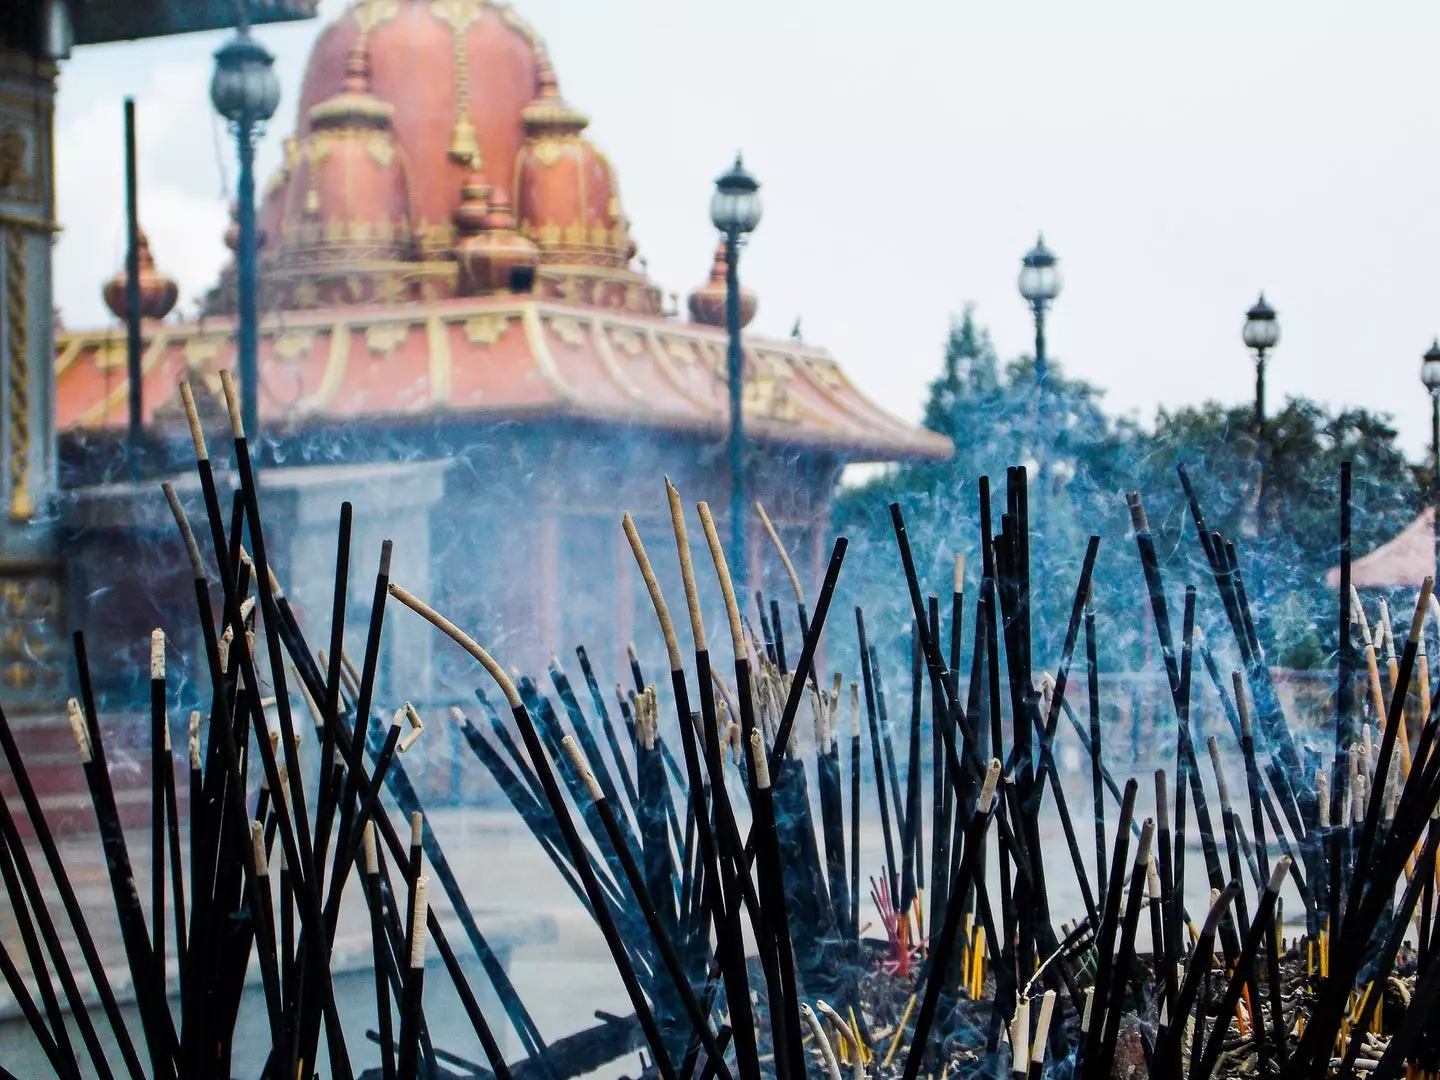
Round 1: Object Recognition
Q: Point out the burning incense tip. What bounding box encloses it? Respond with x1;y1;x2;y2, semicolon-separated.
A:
188;730;200;770
178;380;209;461
251;821;268;876
979;758;1001;811
1126;491;1150;533
219;369;244;438
410;811;423;850
1268;857;1291;893
1030;990;1056;1065
409;878;430;968
665;480;707;653
267;565;284;600
1079;986;1095;1033
749;729;771;790
1409;577;1434;643
622;513;683;672
149;628;165;680
800;1003;842;1080
1232;669;1252;737
388;581;521;708
364;821;378;876
1009;998;1030;1074
1146;852;1160;898
400;702;425;753
697;501;745;659
953;552;965;593
66;697;92;762
161;482;206;579
1206;737;1229;803
561;735;605;801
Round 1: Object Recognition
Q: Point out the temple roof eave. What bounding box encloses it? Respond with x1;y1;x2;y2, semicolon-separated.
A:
55;297;952;465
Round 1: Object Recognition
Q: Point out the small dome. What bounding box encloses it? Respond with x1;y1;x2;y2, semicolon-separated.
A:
688;242;755;328
275;40;416;294
103;231;178;322
453;172;539;296
514;59;632;271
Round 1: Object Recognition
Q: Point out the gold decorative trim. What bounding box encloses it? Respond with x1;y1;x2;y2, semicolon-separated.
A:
427;314;453;405
53;333;84;377
5;232;30;519
546;314;586;348
353;0;400;32
275;328;318;363
299;321;350;412
183;336;223;371
643;326;709;411
364;321;410;357
74;331;169;430
591;319;644;403
462;313;510;346
523;306;574;402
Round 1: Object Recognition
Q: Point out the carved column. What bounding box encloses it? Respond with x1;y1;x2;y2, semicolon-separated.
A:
0;49;63;706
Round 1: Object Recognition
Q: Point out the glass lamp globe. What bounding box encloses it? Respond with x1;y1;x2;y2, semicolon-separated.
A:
1018;235;1062;306
1242;294;1280;352
710;154;762;235
1422;340;1440;392
210;26;281;126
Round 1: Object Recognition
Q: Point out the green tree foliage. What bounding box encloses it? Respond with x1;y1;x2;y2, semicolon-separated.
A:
834;307;1421;671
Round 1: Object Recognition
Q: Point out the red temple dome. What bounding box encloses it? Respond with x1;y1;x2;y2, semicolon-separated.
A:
272;39;416;305
513;58;632;271
102;231;178;322
688;242;756;328
290;0;545;261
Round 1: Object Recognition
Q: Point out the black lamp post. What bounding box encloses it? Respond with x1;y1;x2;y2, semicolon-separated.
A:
1241;293;1280;532
1421;340;1440;584
211;15;280;445
710;154;762;590
1018;234;1062;487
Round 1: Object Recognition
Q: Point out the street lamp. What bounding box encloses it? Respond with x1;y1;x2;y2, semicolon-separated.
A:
1421;340;1440;584
211;15;280;446
1241;293;1280;531
1018;234;1062;388
1018;234;1061;493
710;154;762;591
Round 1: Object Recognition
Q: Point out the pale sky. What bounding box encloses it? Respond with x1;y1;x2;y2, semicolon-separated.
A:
51;0;1440;458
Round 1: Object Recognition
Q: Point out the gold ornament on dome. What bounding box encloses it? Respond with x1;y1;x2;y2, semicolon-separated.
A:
353;0;400;33
431;0;485;31
532;140;564;168
463;314;510;346
563;222;587;246
537;222;562;247
364;322;411;357
547;315;587;348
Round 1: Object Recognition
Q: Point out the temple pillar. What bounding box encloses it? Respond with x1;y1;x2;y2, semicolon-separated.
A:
275;461;448;703
0;49;63;707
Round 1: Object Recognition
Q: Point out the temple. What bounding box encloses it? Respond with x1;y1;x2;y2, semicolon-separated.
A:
52;0;949;702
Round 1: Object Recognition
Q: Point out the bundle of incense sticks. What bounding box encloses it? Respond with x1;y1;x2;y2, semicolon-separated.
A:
2;369;1439;1080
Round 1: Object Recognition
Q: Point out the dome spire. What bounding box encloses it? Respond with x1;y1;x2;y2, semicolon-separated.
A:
308;36;393;129
521;55;589;136
103;231;179;322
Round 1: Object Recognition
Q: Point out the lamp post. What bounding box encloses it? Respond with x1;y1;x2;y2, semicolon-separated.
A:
710;154;762;590
1018;235;1062;488
211;14;280;446
1241;294;1280;533
1421;340;1440;586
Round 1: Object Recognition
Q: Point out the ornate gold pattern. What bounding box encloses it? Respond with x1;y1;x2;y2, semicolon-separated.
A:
275;329;319;362
0;126;31;198
609;325;644;357
0;568;60;691
364;321;411;357
436;0;485;168
462;313;510;345
664;338;698;368
744;368;800;422
353;0;400;33
5;232;30;519
298;322;350;411
547;314;586;348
